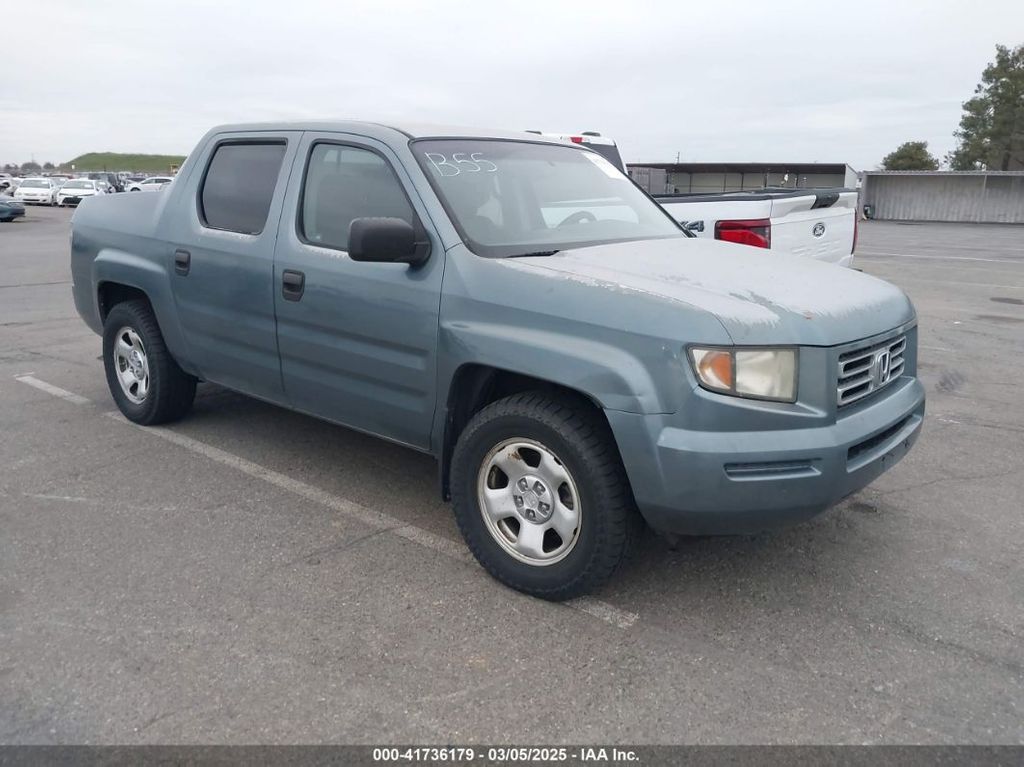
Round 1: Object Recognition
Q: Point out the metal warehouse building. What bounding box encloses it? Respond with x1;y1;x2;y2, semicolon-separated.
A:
861;171;1024;223
628;162;858;195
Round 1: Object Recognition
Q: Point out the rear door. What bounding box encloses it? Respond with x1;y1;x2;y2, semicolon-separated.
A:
168;131;300;402
272;133;444;450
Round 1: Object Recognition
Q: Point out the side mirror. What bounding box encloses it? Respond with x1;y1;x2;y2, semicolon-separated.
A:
348;217;428;265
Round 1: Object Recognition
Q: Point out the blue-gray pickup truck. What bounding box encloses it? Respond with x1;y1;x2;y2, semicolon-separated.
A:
71;121;925;599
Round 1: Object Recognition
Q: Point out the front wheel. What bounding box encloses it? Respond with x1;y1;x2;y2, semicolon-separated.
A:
102;299;196;425
450;392;639;600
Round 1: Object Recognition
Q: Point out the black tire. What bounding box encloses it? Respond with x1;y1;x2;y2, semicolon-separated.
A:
450;391;639;601
102;299;196;425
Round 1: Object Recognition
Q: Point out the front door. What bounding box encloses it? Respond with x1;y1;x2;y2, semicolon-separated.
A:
272;133;444;449
168;132;300;402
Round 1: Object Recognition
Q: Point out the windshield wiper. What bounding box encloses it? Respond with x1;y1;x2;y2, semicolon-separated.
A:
506;250;560;258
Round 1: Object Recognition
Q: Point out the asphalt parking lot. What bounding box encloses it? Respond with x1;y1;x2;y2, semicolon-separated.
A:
1;206;1022;745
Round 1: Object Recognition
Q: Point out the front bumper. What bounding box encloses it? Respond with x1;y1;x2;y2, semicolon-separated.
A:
16;196;51;204
606;376;925;535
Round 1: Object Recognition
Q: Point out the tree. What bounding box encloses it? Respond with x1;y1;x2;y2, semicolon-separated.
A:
882;141;940;171
20;161;41;172
2;163;17;172
42;161;55;170
948;44;1024;171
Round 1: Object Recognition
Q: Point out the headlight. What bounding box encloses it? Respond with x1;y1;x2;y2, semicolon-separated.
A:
689;347;797;402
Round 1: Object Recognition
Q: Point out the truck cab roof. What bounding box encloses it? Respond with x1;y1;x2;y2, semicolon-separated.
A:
204;120;573;145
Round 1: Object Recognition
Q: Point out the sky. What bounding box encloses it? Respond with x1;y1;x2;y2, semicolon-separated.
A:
4;1;1022;171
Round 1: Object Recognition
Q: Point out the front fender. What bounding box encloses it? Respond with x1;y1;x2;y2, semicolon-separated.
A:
438;320;666;414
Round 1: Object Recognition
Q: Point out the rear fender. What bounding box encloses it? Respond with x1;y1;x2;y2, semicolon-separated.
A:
93;249;194;375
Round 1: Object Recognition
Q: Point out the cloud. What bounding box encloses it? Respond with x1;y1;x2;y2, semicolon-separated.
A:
3;0;1020;169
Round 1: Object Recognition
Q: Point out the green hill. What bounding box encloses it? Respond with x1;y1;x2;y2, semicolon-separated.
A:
63;152;186;173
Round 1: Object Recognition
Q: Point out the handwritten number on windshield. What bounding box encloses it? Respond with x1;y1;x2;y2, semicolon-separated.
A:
425;152;497;177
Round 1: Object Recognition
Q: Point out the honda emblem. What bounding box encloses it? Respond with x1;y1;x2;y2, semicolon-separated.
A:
873;349;891;386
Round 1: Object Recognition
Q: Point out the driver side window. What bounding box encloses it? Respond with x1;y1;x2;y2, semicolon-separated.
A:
300;144;414;252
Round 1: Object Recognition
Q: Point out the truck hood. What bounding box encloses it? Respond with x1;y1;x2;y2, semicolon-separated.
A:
512;237;915;346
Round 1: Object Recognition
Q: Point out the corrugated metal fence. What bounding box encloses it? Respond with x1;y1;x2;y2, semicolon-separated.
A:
861;171;1024;223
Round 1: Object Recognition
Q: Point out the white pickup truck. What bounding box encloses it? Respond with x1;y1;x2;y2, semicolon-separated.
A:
654;189;859;268
540;132;859;267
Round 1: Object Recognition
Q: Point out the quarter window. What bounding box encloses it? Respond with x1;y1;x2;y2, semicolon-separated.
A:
200;142;286;234
300;143;414;251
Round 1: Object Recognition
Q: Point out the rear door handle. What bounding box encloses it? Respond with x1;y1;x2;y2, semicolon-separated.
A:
281;269;305;301
174;249;191;276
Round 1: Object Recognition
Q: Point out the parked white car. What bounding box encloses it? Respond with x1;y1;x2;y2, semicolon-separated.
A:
14;178;59;206
57;179;106;206
127;176;173;192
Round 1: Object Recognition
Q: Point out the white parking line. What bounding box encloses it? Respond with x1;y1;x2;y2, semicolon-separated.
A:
12;374;638;629
856;250;1022;265
569;596;639;629
110;413;639;629
878;277;1024;290
14;374;90;405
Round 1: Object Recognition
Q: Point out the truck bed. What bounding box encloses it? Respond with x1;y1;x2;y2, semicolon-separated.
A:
653;188;859;267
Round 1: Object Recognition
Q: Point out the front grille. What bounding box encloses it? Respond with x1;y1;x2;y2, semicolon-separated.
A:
837;335;906;407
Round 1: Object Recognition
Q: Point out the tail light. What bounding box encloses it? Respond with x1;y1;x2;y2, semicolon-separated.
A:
569;136;584;144
715;219;771;249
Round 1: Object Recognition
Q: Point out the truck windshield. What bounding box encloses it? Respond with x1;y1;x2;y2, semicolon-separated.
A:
413;139;683;258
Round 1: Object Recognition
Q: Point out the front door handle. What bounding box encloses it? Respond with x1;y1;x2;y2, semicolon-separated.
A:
281;269;305;301
174;249;191;275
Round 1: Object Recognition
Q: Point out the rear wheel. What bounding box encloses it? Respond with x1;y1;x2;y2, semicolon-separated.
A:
102;300;196;425
450;392;638;600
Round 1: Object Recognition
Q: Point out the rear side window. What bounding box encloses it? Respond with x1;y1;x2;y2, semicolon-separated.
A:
200;142;286;234
300;143;414;251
